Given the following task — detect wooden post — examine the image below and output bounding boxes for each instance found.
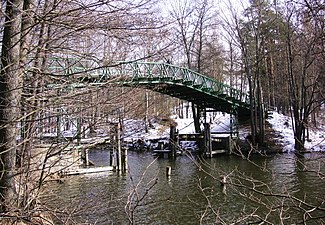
[111,148,117,171]
[79,148,83,165]
[113,117,127,173]
[85,148,89,166]
[230,113,235,140]
[227,135,233,154]
[166,166,171,177]
[145,91,149,133]
[109,148,113,166]
[80,148,89,166]
[158,141,164,150]
[121,146,127,173]
[220,175,227,186]
[77,115,81,145]
[119,117,127,174]
[169,124,177,158]
[117,120,122,173]
[110,124,117,171]
[56,106,61,142]
[203,123,212,157]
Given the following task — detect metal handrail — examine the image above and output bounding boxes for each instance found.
[47,58,250,106]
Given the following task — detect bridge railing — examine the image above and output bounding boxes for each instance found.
[116,61,249,104]
[46,58,250,104]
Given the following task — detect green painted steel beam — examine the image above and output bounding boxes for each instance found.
[47,59,250,115]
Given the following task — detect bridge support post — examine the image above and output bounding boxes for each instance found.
[192,104,202,133]
[203,123,212,157]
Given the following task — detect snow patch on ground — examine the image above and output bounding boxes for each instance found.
[123,109,324,152]
[173,112,232,135]
[123,119,169,141]
[267,111,325,152]
[174,118,196,134]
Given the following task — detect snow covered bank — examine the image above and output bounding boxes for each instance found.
[123,109,324,152]
[267,111,325,152]
[123,112,232,142]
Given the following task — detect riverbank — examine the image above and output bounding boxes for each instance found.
[237,120,285,154]
[127,110,324,154]
[268,111,324,152]
[235,110,324,154]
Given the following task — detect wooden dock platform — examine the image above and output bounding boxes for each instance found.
[153,149,172,158]
[64,166,114,176]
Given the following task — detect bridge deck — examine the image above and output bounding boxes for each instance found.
[122,77,249,115]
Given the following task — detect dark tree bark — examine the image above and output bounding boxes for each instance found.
[0,0,24,211]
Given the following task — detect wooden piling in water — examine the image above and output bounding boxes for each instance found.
[169,125,177,158]
[203,123,212,157]
[166,166,171,177]
[85,149,89,166]
[158,141,164,150]
[110,148,117,171]
[109,120,127,173]
[121,146,127,173]
[110,123,117,171]
[227,136,233,155]
[220,175,227,186]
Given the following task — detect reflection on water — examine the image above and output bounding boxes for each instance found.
[43,150,325,224]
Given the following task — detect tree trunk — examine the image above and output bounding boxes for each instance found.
[248,76,256,146]
[257,75,265,144]
[18,0,37,209]
[0,0,24,211]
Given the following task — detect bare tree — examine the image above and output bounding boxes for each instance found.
[0,0,24,212]
[169,0,224,133]
[283,0,324,151]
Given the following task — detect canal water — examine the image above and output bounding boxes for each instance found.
[43,150,325,224]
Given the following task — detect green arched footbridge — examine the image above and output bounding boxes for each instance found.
[48,59,250,116]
